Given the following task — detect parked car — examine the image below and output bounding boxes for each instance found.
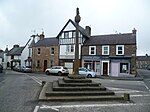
[13,65,24,72]
[79,67,96,78]
[0,64,3,73]
[22,66,32,73]
[45,66,69,76]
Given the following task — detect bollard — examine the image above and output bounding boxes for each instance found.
[42,81,46,86]
[124,93,130,101]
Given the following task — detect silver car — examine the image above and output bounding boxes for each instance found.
[79,67,96,78]
[45,66,69,76]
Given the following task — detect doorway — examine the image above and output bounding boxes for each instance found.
[44,60,47,72]
[102,61,109,76]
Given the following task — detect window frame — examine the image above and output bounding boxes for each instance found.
[37,48,41,55]
[102,45,109,55]
[66,45,74,53]
[89,46,96,55]
[50,47,55,55]
[37,60,40,67]
[64,32,69,38]
[116,45,124,55]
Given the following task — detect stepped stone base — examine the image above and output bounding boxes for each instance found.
[39,76,126,102]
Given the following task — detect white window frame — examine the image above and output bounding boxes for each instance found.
[66,45,74,53]
[64,32,69,38]
[89,46,96,55]
[116,45,124,55]
[102,45,109,55]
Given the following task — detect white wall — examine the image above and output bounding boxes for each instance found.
[64,22,75,31]
[59,44,82,59]
[21,46,29,67]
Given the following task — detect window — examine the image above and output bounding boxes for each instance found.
[37,60,40,67]
[72,31,76,38]
[116,45,124,55]
[50,48,54,55]
[102,45,109,55]
[11,55,14,59]
[120,63,129,73]
[64,32,69,38]
[66,45,74,53]
[50,60,54,67]
[89,46,96,55]
[37,48,40,55]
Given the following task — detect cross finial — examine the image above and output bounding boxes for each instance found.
[75,7,81,23]
[76,7,79,15]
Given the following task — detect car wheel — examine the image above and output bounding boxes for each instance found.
[58,72,62,76]
[46,71,50,75]
[87,74,92,78]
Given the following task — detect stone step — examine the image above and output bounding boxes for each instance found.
[39,95,124,102]
[46,82,114,96]
[52,81,106,91]
[58,78,101,87]
[63,77,92,83]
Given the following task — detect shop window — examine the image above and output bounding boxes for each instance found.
[120,63,129,73]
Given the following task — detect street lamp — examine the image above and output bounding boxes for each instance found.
[73,8,81,75]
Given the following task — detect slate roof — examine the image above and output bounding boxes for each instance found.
[7,39,31,56]
[83,33,136,46]
[32,37,58,47]
[7,46,25,56]
[137,56,150,61]
[57,19,89,38]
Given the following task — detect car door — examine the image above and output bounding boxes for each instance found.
[50,66,56,73]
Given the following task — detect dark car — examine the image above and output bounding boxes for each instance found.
[0,64,3,73]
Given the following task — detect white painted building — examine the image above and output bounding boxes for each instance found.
[56,19,90,74]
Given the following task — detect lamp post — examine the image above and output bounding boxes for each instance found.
[74,8,81,75]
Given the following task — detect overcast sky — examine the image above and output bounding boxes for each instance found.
[0,0,149,55]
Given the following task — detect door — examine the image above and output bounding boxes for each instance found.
[44,60,47,72]
[111,62,119,77]
[103,62,108,75]
[95,62,100,75]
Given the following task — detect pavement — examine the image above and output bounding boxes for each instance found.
[98,74,143,81]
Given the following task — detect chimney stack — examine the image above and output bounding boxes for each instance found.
[85,26,91,36]
[39,32,45,40]
[132,28,137,35]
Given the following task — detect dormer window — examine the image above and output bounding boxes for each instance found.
[89,46,96,55]
[116,45,124,55]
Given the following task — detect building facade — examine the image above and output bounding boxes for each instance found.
[136,55,150,69]
[30,19,137,77]
[32,37,59,72]
[81,31,137,76]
